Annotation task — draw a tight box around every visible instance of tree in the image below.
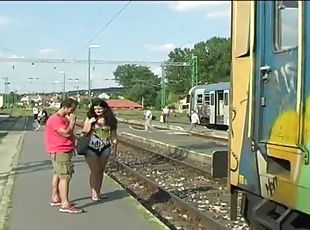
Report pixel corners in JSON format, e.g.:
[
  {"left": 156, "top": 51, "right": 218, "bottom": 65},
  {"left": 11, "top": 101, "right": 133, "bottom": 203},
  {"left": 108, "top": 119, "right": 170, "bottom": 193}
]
[
  {"left": 200, "top": 37, "right": 231, "bottom": 83},
  {"left": 113, "top": 64, "right": 160, "bottom": 106},
  {"left": 164, "top": 37, "right": 231, "bottom": 103},
  {"left": 165, "top": 47, "right": 192, "bottom": 96}
]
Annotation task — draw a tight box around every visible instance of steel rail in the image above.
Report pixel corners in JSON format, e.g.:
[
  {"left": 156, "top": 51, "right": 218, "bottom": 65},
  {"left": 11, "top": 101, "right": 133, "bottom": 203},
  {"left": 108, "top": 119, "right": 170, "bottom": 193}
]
[
  {"left": 118, "top": 137, "right": 213, "bottom": 176},
  {"left": 110, "top": 160, "right": 229, "bottom": 230}
]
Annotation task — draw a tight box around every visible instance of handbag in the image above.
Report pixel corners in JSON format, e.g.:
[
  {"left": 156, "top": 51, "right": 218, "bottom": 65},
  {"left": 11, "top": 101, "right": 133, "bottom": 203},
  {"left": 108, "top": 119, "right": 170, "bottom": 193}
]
[{"left": 76, "top": 134, "right": 91, "bottom": 155}]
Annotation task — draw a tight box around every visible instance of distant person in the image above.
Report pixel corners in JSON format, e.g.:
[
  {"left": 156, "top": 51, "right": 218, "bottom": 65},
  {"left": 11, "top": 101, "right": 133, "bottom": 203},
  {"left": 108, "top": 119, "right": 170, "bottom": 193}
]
[
  {"left": 162, "top": 106, "right": 169, "bottom": 124},
  {"left": 81, "top": 98, "right": 118, "bottom": 202},
  {"left": 44, "top": 98, "right": 83, "bottom": 214},
  {"left": 188, "top": 110, "right": 200, "bottom": 132},
  {"left": 144, "top": 108, "right": 153, "bottom": 131},
  {"left": 32, "top": 104, "right": 39, "bottom": 129},
  {"left": 35, "top": 107, "right": 48, "bottom": 131}
]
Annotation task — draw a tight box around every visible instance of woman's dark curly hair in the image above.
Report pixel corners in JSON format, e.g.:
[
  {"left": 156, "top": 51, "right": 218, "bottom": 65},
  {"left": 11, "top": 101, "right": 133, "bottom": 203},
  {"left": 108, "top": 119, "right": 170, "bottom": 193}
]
[{"left": 87, "top": 98, "right": 117, "bottom": 130}]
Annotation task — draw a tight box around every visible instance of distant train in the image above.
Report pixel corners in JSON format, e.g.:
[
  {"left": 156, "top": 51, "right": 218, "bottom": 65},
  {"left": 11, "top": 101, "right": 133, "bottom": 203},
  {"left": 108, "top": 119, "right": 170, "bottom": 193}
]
[{"left": 187, "top": 82, "right": 230, "bottom": 129}]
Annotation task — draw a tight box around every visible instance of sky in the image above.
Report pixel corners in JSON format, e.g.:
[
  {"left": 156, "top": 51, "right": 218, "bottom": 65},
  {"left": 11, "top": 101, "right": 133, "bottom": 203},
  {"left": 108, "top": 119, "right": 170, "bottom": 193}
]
[{"left": 0, "top": 1, "right": 230, "bottom": 94}]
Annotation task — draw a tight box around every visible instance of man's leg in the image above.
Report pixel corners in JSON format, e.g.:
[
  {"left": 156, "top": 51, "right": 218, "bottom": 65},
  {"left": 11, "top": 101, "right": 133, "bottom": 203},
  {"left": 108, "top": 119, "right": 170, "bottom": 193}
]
[
  {"left": 188, "top": 123, "right": 195, "bottom": 132},
  {"left": 58, "top": 178, "right": 70, "bottom": 207},
  {"left": 53, "top": 153, "right": 82, "bottom": 213},
  {"left": 51, "top": 174, "right": 60, "bottom": 203}
]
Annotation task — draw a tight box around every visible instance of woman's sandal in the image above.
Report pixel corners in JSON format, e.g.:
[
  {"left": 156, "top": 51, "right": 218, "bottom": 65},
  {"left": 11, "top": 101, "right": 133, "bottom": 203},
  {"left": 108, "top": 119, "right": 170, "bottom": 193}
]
[
  {"left": 91, "top": 194, "right": 108, "bottom": 202},
  {"left": 100, "top": 194, "right": 109, "bottom": 199},
  {"left": 91, "top": 197, "right": 100, "bottom": 202}
]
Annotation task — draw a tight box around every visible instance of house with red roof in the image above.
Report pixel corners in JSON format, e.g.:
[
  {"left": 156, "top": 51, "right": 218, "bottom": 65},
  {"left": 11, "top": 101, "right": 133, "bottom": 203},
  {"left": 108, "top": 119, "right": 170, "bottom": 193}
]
[{"left": 106, "top": 99, "right": 142, "bottom": 109}]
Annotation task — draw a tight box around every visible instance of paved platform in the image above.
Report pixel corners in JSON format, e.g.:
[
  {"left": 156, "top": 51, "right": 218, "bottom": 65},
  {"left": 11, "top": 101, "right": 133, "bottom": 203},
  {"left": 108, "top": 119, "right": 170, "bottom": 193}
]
[
  {"left": 6, "top": 119, "right": 168, "bottom": 230},
  {"left": 118, "top": 123, "right": 227, "bottom": 156},
  {"left": 117, "top": 117, "right": 229, "bottom": 140}
]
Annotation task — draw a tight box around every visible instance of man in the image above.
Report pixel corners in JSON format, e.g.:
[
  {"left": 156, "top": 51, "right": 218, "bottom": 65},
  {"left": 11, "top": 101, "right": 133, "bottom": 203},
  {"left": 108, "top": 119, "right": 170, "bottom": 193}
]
[
  {"left": 188, "top": 110, "right": 200, "bottom": 132},
  {"left": 144, "top": 107, "right": 153, "bottom": 131},
  {"left": 35, "top": 107, "right": 48, "bottom": 131},
  {"left": 162, "top": 106, "right": 169, "bottom": 124},
  {"left": 32, "top": 104, "right": 39, "bottom": 129},
  {"left": 44, "top": 98, "right": 83, "bottom": 214}
]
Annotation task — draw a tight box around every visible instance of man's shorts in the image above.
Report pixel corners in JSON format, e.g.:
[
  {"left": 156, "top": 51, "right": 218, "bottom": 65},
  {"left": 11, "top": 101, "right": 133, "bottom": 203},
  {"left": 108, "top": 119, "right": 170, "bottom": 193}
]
[{"left": 50, "top": 152, "right": 74, "bottom": 180}]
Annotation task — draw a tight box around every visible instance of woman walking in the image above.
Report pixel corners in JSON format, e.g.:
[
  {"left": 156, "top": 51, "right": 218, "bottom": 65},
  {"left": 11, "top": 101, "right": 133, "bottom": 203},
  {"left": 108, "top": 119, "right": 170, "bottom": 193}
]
[{"left": 81, "top": 98, "right": 118, "bottom": 202}]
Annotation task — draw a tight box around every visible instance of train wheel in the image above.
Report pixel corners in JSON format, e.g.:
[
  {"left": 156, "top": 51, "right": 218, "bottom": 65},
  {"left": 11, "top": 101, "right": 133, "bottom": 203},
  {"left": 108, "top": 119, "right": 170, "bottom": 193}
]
[
  {"left": 242, "top": 193, "right": 269, "bottom": 230},
  {"left": 242, "top": 192, "right": 310, "bottom": 230}
]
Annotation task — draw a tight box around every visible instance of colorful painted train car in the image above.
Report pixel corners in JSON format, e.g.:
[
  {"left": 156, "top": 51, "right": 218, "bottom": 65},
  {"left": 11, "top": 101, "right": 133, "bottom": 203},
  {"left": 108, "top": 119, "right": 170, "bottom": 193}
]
[{"left": 230, "top": 1, "right": 310, "bottom": 229}]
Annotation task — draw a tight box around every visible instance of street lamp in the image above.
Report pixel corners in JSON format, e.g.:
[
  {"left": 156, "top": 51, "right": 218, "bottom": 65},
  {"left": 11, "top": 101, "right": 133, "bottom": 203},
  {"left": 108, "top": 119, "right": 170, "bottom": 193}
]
[
  {"left": 59, "top": 71, "right": 66, "bottom": 100},
  {"left": 28, "top": 77, "right": 40, "bottom": 94},
  {"left": 88, "top": 44, "right": 100, "bottom": 103},
  {"left": 68, "top": 78, "right": 80, "bottom": 102},
  {"left": 2, "top": 77, "right": 10, "bottom": 107},
  {"left": 53, "top": 81, "right": 59, "bottom": 95}
]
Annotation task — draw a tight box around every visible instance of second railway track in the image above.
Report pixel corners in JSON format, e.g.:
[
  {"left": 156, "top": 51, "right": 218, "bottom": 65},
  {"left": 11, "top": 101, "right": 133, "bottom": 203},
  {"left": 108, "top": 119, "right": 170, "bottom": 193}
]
[{"left": 107, "top": 137, "right": 248, "bottom": 230}]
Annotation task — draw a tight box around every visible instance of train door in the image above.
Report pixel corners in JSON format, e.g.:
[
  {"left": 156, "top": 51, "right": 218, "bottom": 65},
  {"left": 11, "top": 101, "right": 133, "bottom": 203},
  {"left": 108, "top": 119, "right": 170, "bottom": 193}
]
[
  {"left": 223, "top": 90, "right": 229, "bottom": 126},
  {"left": 196, "top": 90, "right": 204, "bottom": 116},
  {"left": 210, "top": 91, "right": 216, "bottom": 124},
  {"left": 216, "top": 90, "right": 224, "bottom": 125},
  {"left": 254, "top": 1, "right": 299, "bottom": 148}
]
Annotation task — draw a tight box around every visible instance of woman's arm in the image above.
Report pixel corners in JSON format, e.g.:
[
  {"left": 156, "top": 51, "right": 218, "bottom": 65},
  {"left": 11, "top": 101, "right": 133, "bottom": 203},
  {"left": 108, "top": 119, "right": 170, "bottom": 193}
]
[
  {"left": 81, "top": 117, "right": 96, "bottom": 135},
  {"left": 109, "top": 129, "right": 117, "bottom": 150}
]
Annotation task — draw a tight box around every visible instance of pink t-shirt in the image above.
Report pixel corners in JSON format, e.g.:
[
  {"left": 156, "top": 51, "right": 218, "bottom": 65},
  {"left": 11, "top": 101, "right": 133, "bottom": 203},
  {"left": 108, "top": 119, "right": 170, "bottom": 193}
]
[{"left": 44, "top": 113, "right": 75, "bottom": 153}]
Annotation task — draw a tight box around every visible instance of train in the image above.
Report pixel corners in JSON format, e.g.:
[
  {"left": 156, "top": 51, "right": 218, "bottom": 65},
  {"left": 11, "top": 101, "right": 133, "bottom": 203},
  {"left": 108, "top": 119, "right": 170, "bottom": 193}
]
[
  {"left": 187, "top": 82, "right": 230, "bottom": 129},
  {"left": 230, "top": 1, "right": 310, "bottom": 229}
]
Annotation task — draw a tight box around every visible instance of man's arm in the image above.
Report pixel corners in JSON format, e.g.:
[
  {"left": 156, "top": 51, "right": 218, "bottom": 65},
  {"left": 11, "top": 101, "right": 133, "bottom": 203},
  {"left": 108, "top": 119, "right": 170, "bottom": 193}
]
[{"left": 56, "top": 114, "right": 76, "bottom": 137}]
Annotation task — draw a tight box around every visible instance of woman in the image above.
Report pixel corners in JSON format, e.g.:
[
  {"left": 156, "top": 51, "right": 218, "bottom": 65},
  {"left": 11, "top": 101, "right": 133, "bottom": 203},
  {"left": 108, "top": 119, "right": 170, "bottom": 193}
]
[
  {"left": 35, "top": 107, "right": 48, "bottom": 131},
  {"left": 81, "top": 98, "right": 118, "bottom": 202}
]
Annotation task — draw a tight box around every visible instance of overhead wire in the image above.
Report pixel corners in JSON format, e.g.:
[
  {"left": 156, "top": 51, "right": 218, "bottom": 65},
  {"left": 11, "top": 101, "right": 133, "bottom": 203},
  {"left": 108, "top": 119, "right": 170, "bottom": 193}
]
[
  {"left": 70, "top": 1, "right": 132, "bottom": 61},
  {"left": 59, "top": 1, "right": 132, "bottom": 81},
  {"left": 87, "top": 1, "right": 132, "bottom": 45}
]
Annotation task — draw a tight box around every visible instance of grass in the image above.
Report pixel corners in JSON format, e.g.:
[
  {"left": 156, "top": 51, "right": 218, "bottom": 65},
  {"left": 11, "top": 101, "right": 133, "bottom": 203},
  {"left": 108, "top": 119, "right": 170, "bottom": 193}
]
[{"left": 1, "top": 108, "right": 32, "bottom": 117}]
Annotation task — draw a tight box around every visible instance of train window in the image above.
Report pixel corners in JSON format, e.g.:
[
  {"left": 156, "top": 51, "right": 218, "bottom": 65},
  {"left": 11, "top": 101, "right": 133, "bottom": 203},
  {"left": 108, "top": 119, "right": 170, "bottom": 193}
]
[
  {"left": 204, "top": 94, "right": 210, "bottom": 105},
  {"left": 234, "top": 1, "right": 251, "bottom": 57},
  {"left": 197, "top": 94, "right": 203, "bottom": 104},
  {"left": 186, "top": 95, "right": 190, "bottom": 104},
  {"left": 211, "top": 94, "right": 214, "bottom": 106},
  {"left": 274, "top": 1, "right": 298, "bottom": 51},
  {"left": 224, "top": 92, "right": 229, "bottom": 106}
]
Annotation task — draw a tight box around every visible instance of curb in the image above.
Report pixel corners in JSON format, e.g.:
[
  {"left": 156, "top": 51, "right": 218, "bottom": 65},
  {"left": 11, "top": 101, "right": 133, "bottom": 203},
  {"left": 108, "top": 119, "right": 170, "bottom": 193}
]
[
  {"left": 0, "top": 117, "right": 27, "bottom": 230},
  {"left": 119, "top": 132, "right": 228, "bottom": 177},
  {"left": 117, "top": 117, "right": 228, "bottom": 141}
]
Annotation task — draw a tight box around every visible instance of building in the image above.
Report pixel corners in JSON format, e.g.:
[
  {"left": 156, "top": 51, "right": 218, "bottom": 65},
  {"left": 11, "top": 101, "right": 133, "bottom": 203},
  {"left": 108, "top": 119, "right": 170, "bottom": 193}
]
[{"left": 106, "top": 99, "right": 142, "bottom": 109}]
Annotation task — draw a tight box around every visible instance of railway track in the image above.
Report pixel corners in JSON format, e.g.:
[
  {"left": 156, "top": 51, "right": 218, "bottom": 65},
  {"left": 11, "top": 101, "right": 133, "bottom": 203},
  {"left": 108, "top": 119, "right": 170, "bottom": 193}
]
[
  {"left": 107, "top": 138, "right": 248, "bottom": 230},
  {"left": 120, "top": 120, "right": 228, "bottom": 142}
]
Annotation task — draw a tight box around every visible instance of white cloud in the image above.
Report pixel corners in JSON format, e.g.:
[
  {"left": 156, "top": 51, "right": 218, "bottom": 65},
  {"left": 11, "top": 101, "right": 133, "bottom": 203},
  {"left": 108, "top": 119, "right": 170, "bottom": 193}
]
[
  {"left": 169, "top": 1, "right": 229, "bottom": 12},
  {"left": 8, "top": 54, "right": 25, "bottom": 58},
  {"left": 144, "top": 43, "right": 176, "bottom": 53},
  {"left": 39, "top": 48, "right": 59, "bottom": 55},
  {"left": 180, "top": 43, "right": 194, "bottom": 49},
  {"left": 207, "top": 11, "right": 230, "bottom": 19},
  {"left": 150, "top": 66, "right": 161, "bottom": 76},
  {"left": 0, "top": 16, "right": 10, "bottom": 27},
  {"left": 0, "top": 50, "right": 24, "bottom": 58}
]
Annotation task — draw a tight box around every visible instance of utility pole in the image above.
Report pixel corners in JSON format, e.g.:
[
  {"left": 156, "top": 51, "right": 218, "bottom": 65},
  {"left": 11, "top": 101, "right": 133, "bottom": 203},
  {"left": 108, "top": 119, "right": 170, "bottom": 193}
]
[
  {"left": 160, "top": 61, "right": 191, "bottom": 108},
  {"left": 191, "top": 54, "right": 198, "bottom": 88},
  {"left": 87, "top": 44, "right": 100, "bottom": 105},
  {"left": 160, "top": 65, "right": 166, "bottom": 108},
  {"left": 87, "top": 47, "right": 91, "bottom": 104},
  {"left": 2, "top": 77, "right": 10, "bottom": 108},
  {"left": 59, "top": 71, "right": 66, "bottom": 100}
]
